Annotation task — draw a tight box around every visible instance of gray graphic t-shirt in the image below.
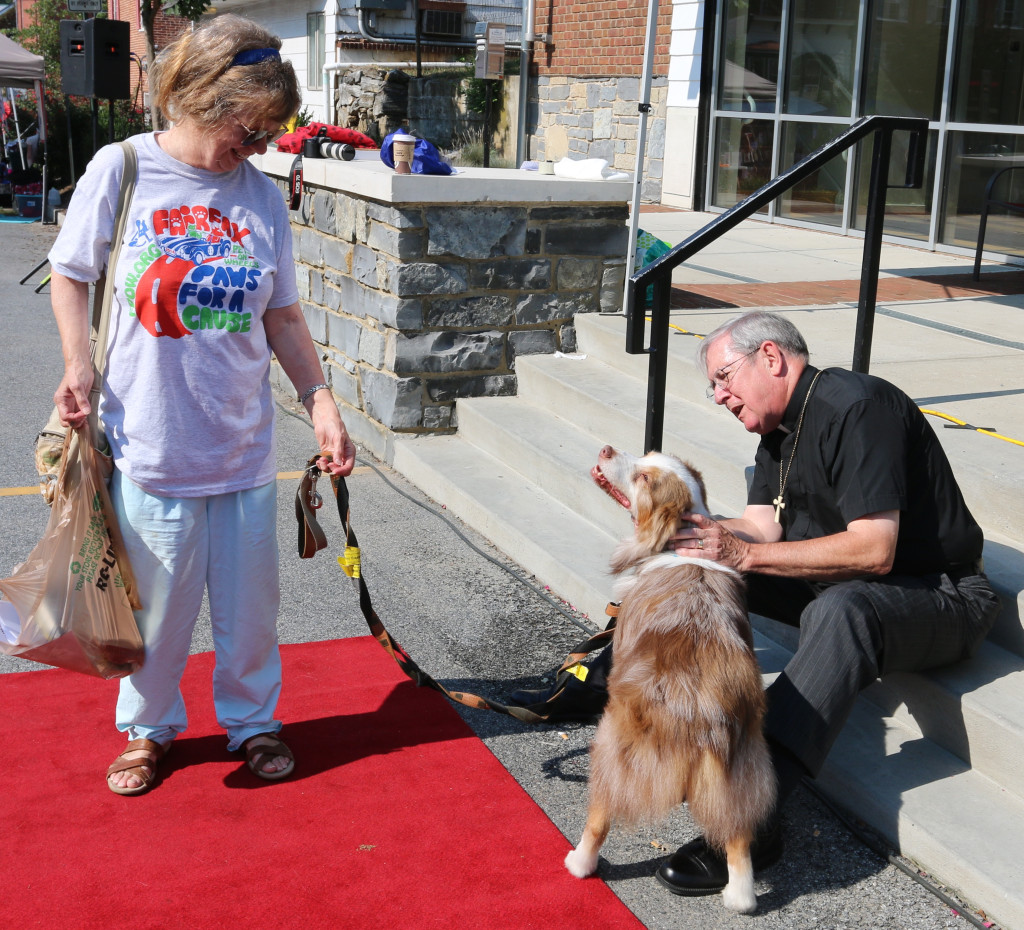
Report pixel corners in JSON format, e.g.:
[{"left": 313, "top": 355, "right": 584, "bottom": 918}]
[{"left": 49, "top": 132, "right": 299, "bottom": 498}]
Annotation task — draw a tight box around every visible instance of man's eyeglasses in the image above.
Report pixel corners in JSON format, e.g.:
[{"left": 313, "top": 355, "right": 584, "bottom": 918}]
[
  {"left": 238, "top": 120, "right": 287, "bottom": 148},
  {"left": 705, "top": 346, "right": 760, "bottom": 399}
]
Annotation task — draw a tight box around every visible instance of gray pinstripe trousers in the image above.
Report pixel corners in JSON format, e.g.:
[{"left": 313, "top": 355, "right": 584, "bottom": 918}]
[{"left": 748, "top": 569, "right": 1001, "bottom": 776}]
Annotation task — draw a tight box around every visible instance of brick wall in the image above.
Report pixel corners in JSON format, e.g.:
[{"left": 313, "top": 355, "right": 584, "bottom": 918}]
[{"left": 532, "top": 0, "right": 673, "bottom": 77}]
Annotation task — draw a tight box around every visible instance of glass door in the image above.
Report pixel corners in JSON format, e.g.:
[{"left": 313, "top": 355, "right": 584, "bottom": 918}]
[
  {"left": 706, "top": 0, "right": 1024, "bottom": 266},
  {"left": 940, "top": 2, "right": 1024, "bottom": 261}
]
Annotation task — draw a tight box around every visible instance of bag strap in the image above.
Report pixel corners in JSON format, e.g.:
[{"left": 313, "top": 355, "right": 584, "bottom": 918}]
[
  {"left": 87, "top": 140, "right": 138, "bottom": 447},
  {"left": 296, "top": 460, "right": 614, "bottom": 724}
]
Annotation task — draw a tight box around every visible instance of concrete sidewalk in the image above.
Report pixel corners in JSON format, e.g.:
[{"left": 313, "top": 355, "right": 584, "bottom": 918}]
[{"left": 635, "top": 205, "right": 1022, "bottom": 286}]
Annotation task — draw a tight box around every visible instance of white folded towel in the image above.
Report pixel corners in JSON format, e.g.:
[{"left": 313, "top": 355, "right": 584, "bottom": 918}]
[{"left": 552, "top": 157, "right": 629, "bottom": 181}]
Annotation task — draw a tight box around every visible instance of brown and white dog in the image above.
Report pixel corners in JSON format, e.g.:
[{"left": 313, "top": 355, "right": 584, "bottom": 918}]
[{"left": 564, "top": 445, "right": 776, "bottom": 913}]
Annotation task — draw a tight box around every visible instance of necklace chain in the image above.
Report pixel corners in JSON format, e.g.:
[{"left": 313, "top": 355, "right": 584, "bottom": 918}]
[{"left": 773, "top": 370, "right": 823, "bottom": 524}]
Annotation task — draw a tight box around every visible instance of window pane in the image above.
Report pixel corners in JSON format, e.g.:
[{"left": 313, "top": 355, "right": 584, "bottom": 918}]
[
  {"left": 308, "top": 13, "right": 325, "bottom": 91},
  {"left": 718, "top": 0, "right": 782, "bottom": 112},
  {"left": 852, "top": 130, "right": 938, "bottom": 241},
  {"left": 951, "top": 3, "right": 1024, "bottom": 124},
  {"left": 862, "top": 0, "right": 950, "bottom": 119},
  {"left": 784, "top": 0, "right": 858, "bottom": 117},
  {"left": 942, "top": 130, "right": 1024, "bottom": 259},
  {"left": 712, "top": 117, "right": 774, "bottom": 212},
  {"left": 778, "top": 122, "right": 848, "bottom": 226}
]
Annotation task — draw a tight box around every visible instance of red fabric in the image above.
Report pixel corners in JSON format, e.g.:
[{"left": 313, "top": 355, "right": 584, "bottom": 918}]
[
  {"left": 2, "top": 637, "right": 643, "bottom": 929},
  {"left": 276, "top": 123, "right": 378, "bottom": 153}
]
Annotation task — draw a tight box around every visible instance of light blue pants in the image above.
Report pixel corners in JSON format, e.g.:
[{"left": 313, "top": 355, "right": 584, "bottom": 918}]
[{"left": 110, "top": 469, "right": 282, "bottom": 751}]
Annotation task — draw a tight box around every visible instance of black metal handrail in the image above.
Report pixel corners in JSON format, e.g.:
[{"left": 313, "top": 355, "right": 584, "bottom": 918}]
[{"left": 626, "top": 115, "right": 929, "bottom": 453}]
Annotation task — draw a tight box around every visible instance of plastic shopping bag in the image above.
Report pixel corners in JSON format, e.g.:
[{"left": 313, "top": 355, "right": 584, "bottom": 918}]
[{"left": 0, "top": 428, "right": 144, "bottom": 679}]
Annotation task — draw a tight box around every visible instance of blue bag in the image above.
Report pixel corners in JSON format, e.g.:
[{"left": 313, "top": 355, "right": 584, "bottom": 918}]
[{"left": 380, "top": 129, "right": 454, "bottom": 176}]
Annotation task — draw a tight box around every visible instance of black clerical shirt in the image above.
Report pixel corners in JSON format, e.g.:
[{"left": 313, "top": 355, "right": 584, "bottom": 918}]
[{"left": 748, "top": 366, "right": 984, "bottom": 576}]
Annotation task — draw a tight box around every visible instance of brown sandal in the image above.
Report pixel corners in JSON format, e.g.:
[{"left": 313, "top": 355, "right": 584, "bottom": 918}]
[
  {"left": 242, "top": 733, "right": 295, "bottom": 781},
  {"left": 106, "top": 738, "right": 167, "bottom": 796}
]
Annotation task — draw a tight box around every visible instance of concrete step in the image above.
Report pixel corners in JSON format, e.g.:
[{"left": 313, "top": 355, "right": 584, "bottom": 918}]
[
  {"left": 820, "top": 683, "right": 1024, "bottom": 930},
  {"left": 453, "top": 396, "right": 629, "bottom": 542},
  {"left": 392, "top": 434, "right": 618, "bottom": 624},
  {"left": 864, "top": 639, "right": 1024, "bottom": 801},
  {"left": 754, "top": 631, "right": 1024, "bottom": 930},
  {"left": 515, "top": 353, "right": 756, "bottom": 516},
  {"left": 977, "top": 532, "right": 1024, "bottom": 656},
  {"left": 455, "top": 388, "right": 746, "bottom": 536}
]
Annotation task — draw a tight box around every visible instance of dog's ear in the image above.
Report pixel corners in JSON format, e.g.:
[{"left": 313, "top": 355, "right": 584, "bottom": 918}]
[
  {"left": 632, "top": 468, "right": 654, "bottom": 526},
  {"left": 625, "top": 466, "right": 690, "bottom": 558},
  {"left": 635, "top": 500, "right": 683, "bottom": 554}
]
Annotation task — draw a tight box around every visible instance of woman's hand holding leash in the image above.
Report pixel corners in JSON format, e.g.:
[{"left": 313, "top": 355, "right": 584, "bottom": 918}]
[{"left": 310, "top": 400, "right": 356, "bottom": 477}]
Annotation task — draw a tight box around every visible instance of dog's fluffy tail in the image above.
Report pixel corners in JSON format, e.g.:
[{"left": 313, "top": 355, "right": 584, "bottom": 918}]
[
  {"left": 587, "top": 714, "right": 694, "bottom": 826},
  {"left": 586, "top": 706, "right": 777, "bottom": 837}
]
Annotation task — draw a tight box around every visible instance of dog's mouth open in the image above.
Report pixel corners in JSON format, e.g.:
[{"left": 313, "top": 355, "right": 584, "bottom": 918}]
[{"left": 592, "top": 465, "right": 631, "bottom": 510}]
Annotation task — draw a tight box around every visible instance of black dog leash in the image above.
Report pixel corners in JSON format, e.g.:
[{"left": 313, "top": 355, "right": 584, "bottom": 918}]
[{"left": 296, "top": 457, "right": 615, "bottom": 724}]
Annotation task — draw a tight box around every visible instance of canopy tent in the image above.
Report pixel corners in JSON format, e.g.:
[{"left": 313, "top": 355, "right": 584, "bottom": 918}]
[
  {"left": 0, "top": 31, "right": 47, "bottom": 203},
  {"left": 0, "top": 32, "right": 45, "bottom": 88}
]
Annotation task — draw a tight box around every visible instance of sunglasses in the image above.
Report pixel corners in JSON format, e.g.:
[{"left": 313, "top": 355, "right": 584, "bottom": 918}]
[{"left": 237, "top": 120, "right": 287, "bottom": 148}]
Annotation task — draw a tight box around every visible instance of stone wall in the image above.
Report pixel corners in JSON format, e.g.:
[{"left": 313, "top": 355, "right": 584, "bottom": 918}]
[
  {"left": 529, "top": 76, "right": 668, "bottom": 202},
  {"left": 259, "top": 156, "right": 630, "bottom": 460},
  {"left": 334, "top": 65, "right": 502, "bottom": 153}
]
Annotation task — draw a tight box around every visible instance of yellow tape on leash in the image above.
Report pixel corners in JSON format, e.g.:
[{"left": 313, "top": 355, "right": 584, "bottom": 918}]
[
  {"left": 565, "top": 662, "right": 589, "bottom": 682},
  {"left": 338, "top": 545, "right": 361, "bottom": 579}
]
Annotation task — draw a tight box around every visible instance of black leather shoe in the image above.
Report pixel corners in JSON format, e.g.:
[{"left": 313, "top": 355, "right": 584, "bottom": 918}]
[{"left": 655, "top": 818, "right": 784, "bottom": 897}]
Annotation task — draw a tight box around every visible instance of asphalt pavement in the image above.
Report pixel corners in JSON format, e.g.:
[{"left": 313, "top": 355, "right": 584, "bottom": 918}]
[{"left": 0, "top": 218, "right": 981, "bottom": 929}]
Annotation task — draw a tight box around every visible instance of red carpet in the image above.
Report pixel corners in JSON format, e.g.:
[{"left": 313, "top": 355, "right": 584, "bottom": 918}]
[{"left": 3, "top": 637, "right": 643, "bottom": 929}]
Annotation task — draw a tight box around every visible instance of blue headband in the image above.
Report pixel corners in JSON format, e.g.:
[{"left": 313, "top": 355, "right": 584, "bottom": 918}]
[{"left": 231, "top": 48, "right": 281, "bottom": 67}]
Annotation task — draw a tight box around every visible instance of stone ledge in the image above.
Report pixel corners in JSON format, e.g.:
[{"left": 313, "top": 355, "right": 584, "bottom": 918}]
[{"left": 252, "top": 150, "right": 633, "bottom": 206}]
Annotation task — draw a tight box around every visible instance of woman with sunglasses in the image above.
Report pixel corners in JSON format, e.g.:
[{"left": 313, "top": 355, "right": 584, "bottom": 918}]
[{"left": 47, "top": 14, "right": 355, "bottom": 796}]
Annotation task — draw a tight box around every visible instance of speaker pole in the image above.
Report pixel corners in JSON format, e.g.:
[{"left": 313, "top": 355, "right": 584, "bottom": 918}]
[
  {"left": 108, "top": 99, "right": 114, "bottom": 144},
  {"left": 65, "top": 94, "right": 76, "bottom": 187},
  {"left": 91, "top": 96, "right": 98, "bottom": 158}
]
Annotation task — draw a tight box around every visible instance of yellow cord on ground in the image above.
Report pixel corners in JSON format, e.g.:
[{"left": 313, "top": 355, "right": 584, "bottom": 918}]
[
  {"left": 646, "top": 316, "right": 706, "bottom": 339},
  {"left": 919, "top": 409, "right": 1024, "bottom": 448}
]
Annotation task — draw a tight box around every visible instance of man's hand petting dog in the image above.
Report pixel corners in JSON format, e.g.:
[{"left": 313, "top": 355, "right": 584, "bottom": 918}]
[{"left": 671, "top": 513, "right": 748, "bottom": 570}]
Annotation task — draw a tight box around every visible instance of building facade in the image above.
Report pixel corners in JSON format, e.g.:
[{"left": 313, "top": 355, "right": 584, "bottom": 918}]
[{"left": 663, "top": 0, "right": 1024, "bottom": 262}]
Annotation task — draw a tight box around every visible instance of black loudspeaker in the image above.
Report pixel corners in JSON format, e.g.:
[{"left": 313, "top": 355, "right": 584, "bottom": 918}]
[{"left": 60, "top": 19, "right": 131, "bottom": 100}]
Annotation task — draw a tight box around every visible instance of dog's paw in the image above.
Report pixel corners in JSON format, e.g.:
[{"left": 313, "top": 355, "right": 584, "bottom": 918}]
[
  {"left": 721, "top": 881, "right": 757, "bottom": 914},
  {"left": 564, "top": 847, "right": 598, "bottom": 878}
]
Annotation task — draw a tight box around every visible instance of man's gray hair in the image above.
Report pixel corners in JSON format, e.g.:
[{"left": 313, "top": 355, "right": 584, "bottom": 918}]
[{"left": 696, "top": 310, "right": 810, "bottom": 370}]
